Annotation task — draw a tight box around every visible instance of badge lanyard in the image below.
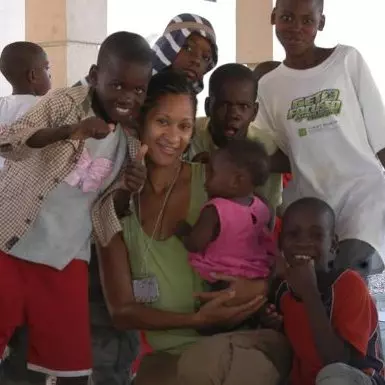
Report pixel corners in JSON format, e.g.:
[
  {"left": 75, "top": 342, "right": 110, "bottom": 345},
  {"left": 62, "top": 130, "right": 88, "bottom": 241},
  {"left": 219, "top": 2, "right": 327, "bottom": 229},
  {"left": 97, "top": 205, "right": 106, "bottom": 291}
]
[{"left": 131, "top": 162, "right": 182, "bottom": 303}]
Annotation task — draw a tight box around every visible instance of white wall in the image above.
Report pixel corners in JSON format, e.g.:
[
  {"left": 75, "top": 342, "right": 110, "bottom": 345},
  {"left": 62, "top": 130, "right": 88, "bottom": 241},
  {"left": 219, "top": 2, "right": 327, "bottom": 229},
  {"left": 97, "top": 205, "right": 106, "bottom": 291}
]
[
  {"left": 273, "top": 0, "right": 385, "bottom": 101},
  {"left": 107, "top": 0, "right": 236, "bottom": 116},
  {"left": 0, "top": 0, "right": 25, "bottom": 96}
]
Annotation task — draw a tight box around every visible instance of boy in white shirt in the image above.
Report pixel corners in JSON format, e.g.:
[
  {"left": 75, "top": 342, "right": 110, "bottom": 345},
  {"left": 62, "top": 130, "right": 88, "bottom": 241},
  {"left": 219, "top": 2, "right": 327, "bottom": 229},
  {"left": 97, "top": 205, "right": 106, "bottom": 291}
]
[
  {"left": 0, "top": 42, "right": 51, "bottom": 169},
  {"left": 0, "top": 41, "right": 51, "bottom": 122},
  {"left": 0, "top": 41, "right": 51, "bottom": 385},
  {"left": 256, "top": 0, "right": 385, "bottom": 278}
]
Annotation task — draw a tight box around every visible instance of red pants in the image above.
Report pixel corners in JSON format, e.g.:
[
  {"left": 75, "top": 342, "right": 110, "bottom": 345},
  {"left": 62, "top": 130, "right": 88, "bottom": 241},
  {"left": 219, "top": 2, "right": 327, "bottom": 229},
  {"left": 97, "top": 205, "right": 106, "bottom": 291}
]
[{"left": 0, "top": 251, "right": 92, "bottom": 377}]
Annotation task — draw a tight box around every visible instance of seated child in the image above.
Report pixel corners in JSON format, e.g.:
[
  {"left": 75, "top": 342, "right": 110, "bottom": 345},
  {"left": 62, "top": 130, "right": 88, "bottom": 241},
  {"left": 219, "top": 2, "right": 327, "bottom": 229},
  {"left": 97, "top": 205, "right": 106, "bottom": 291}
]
[
  {"left": 177, "top": 138, "right": 276, "bottom": 331},
  {"left": 187, "top": 63, "right": 282, "bottom": 213},
  {"left": 269, "top": 197, "right": 385, "bottom": 385}
]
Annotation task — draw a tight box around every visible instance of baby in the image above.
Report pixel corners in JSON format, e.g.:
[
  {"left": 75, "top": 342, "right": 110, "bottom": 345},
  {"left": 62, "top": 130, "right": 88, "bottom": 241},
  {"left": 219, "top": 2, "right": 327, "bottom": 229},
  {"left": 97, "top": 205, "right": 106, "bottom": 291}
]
[{"left": 177, "top": 138, "right": 276, "bottom": 311}]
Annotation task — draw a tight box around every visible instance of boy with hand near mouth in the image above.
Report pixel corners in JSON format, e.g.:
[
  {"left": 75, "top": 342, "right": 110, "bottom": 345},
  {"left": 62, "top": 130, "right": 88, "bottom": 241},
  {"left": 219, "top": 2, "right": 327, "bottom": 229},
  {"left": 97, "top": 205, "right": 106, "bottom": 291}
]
[{"left": 270, "top": 197, "right": 384, "bottom": 385}]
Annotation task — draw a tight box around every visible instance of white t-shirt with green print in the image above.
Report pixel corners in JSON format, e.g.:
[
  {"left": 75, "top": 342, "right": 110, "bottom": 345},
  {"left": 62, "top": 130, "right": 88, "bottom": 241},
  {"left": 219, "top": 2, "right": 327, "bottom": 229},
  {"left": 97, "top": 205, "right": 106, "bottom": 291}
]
[{"left": 256, "top": 44, "right": 385, "bottom": 266}]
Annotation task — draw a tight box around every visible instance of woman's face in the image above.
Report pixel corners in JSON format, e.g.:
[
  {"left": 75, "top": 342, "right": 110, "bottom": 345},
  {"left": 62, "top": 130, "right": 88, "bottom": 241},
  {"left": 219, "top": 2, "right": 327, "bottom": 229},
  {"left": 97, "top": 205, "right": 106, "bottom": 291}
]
[
  {"left": 141, "top": 94, "right": 195, "bottom": 166},
  {"left": 172, "top": 34, "right": 214, "bottom": 84}
]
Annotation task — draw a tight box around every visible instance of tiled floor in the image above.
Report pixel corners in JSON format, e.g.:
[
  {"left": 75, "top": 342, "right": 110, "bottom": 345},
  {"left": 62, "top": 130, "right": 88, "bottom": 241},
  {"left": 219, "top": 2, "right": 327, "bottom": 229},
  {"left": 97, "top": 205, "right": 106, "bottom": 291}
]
[
  {"left": 370, "top": 269, "right": 385, "bottom": 352},
  {"left": 373, "top": 293, "right": 385, "bottom": 351}
]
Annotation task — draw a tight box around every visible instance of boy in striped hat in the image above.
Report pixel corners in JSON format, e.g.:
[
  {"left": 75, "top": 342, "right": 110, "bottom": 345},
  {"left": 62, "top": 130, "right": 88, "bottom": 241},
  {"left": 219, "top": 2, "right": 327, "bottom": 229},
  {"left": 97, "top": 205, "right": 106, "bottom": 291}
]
[{"left": 152, "top": 13, "right": 218, "bottom": 94}]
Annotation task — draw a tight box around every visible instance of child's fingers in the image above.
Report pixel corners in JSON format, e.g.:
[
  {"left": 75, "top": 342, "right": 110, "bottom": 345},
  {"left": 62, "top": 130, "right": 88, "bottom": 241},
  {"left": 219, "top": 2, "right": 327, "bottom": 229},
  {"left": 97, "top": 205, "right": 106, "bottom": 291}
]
[{"left": 135, "top": 144, "right": 148, "bottom": 162}]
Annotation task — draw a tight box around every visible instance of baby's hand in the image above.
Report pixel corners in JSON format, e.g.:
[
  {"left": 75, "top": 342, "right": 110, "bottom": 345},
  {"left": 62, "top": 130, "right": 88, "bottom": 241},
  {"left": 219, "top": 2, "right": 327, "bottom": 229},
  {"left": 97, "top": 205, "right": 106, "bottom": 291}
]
[
  {"left": 259, "top": 303, "right": 283, "bottom": 331},
  {"left": 192, "top": 151, "right": 210, "bottom": 164},
  {"left": 174, "top": 220, "right": 192, "bottom": 240}
]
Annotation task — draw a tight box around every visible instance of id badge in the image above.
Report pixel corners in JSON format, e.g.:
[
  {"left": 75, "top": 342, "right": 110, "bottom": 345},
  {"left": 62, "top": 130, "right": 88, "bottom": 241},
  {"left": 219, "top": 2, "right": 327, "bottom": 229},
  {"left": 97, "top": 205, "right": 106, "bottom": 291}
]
[{"left": 133, "top": 276, "right": 160, "bottom": 304}]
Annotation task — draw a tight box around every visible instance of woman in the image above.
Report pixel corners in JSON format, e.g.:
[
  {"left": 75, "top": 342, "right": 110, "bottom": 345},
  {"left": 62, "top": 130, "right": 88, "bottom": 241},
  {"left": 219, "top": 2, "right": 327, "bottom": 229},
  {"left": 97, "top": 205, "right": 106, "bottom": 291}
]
[
  {"left": 71, "top": 15, "right": 218, "bottom": 385},
  {"left": 152, "top": 13, "right": 218, "bottom": 94},
  {"left": 98, "top": 71, "right": 291, "bottom": 385}
]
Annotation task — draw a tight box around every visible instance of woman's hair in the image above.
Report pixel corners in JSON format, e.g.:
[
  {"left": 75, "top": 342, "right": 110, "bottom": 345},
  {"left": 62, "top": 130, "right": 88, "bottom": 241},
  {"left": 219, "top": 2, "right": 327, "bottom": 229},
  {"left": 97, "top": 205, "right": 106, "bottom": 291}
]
[
  {"left": 139, "top": 71, "right": 198, "bottom": 125},
  {"left": 221, "top": 138, "right": 270, "bottom": 187}
]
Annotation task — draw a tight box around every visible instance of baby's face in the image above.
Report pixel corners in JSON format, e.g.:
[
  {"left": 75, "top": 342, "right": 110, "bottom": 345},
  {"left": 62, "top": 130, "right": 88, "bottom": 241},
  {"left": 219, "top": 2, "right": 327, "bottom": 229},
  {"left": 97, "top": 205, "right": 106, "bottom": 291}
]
[{"left": 204, "top": 151, "right": 236, "bottom": 199}]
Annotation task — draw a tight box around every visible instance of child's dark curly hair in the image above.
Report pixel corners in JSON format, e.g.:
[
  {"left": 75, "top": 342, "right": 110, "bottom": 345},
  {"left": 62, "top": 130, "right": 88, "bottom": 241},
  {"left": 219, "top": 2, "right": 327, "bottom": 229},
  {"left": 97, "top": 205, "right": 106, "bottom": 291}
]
[{"left": 220, "top": 138, "right": 270, "bottom": 187}]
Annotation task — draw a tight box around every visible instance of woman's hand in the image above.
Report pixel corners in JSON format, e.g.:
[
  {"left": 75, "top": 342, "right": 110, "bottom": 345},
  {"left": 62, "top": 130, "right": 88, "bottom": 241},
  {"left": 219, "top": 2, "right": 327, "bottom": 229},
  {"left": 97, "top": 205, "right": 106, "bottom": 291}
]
[
  {"left": 193, "top": 290, "right": 266, "bottom": 328},
  {"left": 198, "top": 274, "right": 268, "bottom": 307}
]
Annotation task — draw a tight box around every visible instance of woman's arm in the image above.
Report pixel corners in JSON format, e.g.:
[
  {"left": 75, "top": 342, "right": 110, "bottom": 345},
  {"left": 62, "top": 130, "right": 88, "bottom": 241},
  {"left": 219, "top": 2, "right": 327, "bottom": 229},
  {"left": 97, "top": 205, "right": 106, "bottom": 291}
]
[
  {"left": 98, "top": 233, "right": 201, "bottom": 330},
  {"left": 98, "top": 232, "right": 263, "bottom": 331}
]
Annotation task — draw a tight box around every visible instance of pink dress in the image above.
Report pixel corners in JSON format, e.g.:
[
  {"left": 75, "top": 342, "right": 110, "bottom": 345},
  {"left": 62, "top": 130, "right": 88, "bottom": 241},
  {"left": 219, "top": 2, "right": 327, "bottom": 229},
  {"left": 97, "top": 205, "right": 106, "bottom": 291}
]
[{"left": 189, "top": 197, "right": 276, "bottom": 282}]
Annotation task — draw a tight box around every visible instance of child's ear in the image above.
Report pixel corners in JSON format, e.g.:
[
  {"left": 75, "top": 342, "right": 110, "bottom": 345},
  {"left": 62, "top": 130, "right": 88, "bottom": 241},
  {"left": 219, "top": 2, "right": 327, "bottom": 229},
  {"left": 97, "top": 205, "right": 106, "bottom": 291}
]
[
  {"left": 88, "top": 64, "right": 98, "bottom": 87},
  {"left": 27, "top": 68, "right": 36, "bottom": 85},
  {"left": 252, "top": 102, "right": 259, "bottom": 121},
  {"left": 330, "top": 233, "right": 339, "bottom": 255},
  {"left": 318, "top": 14, "right": 326, "bottom": 31},
  {"left": 271, "top": 8, "right": 277, "bottom": 25},
  {"left": 204, "top": 97, "right": 211, "bottom": 118}
]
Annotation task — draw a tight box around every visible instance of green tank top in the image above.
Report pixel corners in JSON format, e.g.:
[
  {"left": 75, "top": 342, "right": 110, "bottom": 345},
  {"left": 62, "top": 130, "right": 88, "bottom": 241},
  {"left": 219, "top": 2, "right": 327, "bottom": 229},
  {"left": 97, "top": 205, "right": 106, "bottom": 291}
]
[{"left": 121, "top": 163, "right": 207, "bottom": 354}]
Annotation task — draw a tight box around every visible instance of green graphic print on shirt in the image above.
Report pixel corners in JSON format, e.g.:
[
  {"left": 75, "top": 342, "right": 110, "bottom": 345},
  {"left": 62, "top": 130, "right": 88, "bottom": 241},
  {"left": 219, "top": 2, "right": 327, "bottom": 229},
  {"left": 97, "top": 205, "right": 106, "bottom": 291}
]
[{"left": 287, "top": 89, "right": 343, "bottom": 123}]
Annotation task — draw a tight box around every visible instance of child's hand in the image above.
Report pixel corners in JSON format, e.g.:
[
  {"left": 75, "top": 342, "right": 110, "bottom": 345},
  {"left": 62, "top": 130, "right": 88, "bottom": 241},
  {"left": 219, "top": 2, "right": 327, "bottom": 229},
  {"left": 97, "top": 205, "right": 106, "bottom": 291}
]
[
  {"left": 70, "top": 117, "right": 115, "bottom": 140},
  {"left": 174, "top": 220, "right": 192, "bottom": 239},
  {"left": 119, "top": 144, "right": 148, "bottom": 193},
  {"left": 286, "top": 260, "right": 318, "bottom": 300},
  {"left": 192, "top": 151, "right": 210, "bottom": 164},
  {"left": 259, "top": 303, "right": 283, "bottom": 331}
]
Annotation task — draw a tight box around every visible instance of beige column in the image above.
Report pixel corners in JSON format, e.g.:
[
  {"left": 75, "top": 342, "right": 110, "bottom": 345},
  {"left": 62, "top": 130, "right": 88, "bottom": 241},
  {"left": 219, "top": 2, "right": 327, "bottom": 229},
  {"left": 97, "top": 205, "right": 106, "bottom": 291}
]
[
  {"left": 236, "top": 0, "right": 274, "bottom": 68},
  {"left": 25, "top": 0, "right": 107, "bottom": 89}
]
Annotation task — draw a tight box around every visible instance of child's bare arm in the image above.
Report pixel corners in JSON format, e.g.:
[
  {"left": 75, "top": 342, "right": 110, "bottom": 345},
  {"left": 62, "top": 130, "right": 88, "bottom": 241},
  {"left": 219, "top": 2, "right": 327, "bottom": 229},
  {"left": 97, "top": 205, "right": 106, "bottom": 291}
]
[
  {"left": 175, "top": 205, "right": 219, "bottom": 253},
  {"left": 377, "top": 148, "right": 385, "bottom": 169},
  {"left": 27, "top": 116, "right": 113, "bottom": 148},
  {"left": 0, "top": 89, "right": 112, "bottom": 160},
  {"left": 191, "top": 151, "right": 210, "bottom": 164},
  {"left": 287, "top": 263, "right": 352, "bottom": 365}
]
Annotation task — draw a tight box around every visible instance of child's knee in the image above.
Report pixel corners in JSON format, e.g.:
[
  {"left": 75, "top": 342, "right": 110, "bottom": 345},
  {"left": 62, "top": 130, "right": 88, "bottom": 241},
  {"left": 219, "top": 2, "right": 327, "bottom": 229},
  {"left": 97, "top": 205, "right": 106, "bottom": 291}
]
[{"left": 316, "top": 363, "right": 371, "bottom": 385}]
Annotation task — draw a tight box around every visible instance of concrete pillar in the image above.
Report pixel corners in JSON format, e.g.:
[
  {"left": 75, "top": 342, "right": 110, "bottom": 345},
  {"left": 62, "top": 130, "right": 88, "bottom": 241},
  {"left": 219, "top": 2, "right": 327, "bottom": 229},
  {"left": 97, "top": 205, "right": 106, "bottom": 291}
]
[
  {"left": 236, "top": 0, "right": 273, "bottom": 67},
  {"left": 25, "top": 0, "right": 107, "bottom": 88}
]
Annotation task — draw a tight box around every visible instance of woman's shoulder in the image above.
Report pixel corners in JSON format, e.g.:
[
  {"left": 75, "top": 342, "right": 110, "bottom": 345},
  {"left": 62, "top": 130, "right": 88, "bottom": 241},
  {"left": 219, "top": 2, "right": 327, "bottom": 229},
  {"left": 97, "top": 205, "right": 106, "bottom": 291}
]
[{"left": 183, "top": 161, "right": 206, "bottom": 184}]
